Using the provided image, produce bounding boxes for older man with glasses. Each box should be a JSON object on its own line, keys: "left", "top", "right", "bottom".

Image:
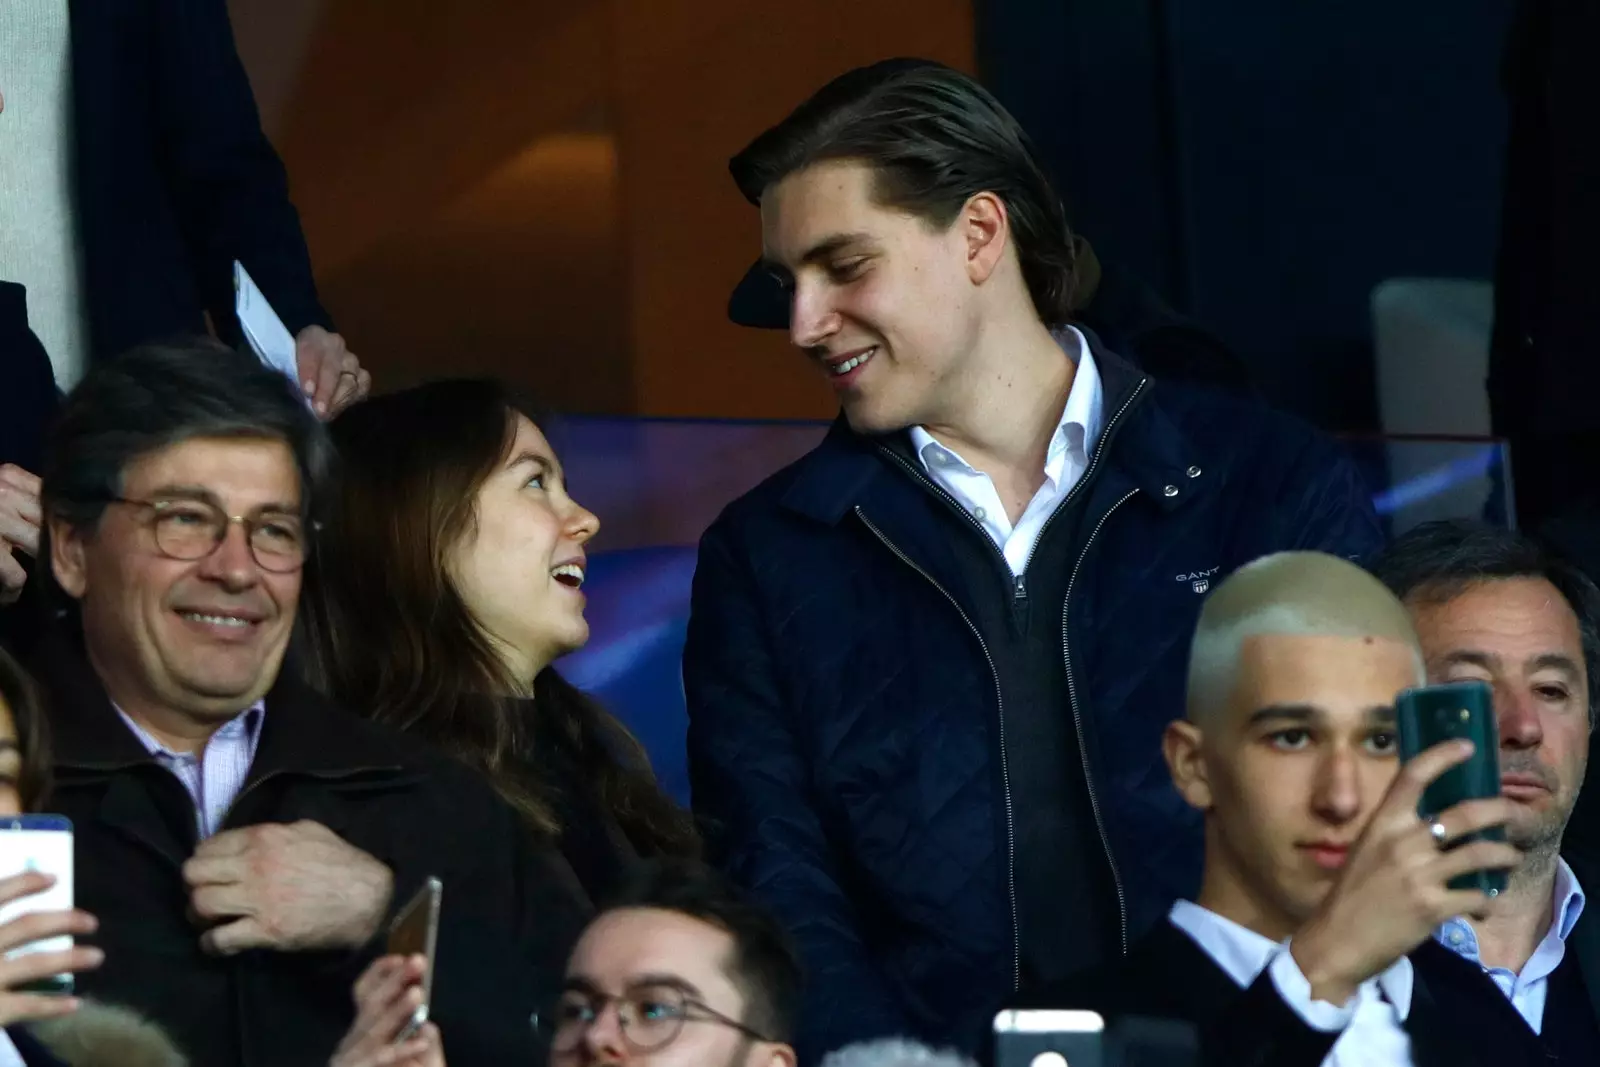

{"left": 17, "top": 337, "right": 591, "bottom": 1067}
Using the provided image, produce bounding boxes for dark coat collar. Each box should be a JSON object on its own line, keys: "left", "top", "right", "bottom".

{"left": 775, "top": 333, "right": 1203, "bottom": 528}
{"left": 33, "top": 625, "right": 414, "bottom": 785}
{"left": 1560, "top": 848, "right": 1600, "bottom": 1026}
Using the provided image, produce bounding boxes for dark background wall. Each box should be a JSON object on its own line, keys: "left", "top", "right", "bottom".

{"left": 978, "top": 0, "right": 1516, "bottom": 432}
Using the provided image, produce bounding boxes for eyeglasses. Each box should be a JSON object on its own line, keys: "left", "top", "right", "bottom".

{"left": 535, "top": 983, "right": 774, "bottom": 1055}
{"left": 105, "top": 496, "right": 310, "bottom": 574}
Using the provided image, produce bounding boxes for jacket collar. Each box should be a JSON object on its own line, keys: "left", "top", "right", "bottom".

{"left": 33, "top": 624, "right": 412, "bottom": 783}
{"left": 776, "top": 332, "right": 1205, "bottom": 528}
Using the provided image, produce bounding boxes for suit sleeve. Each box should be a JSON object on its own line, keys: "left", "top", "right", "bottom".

{"left": 150, "top": 0, "right": 333, "bottom": 337}
{"left": 684, "top": 521, "right": 910, "bottom": 1060}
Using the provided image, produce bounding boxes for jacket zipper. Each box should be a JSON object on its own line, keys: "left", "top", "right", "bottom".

{"left": 854, "top": 506, "right": 1021, "bottom": 992}
{"left": 864, "top": 374, "right": 1152, "bottom": 982}
{"left": 1014, "top": 379, "right": 1149, "bottom": 596}
{"left": 1062, "top": 486, "right": 1140, "bottom": 955}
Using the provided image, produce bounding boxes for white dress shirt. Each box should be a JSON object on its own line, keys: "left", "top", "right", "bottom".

{"left": 1434, "top": 858, "right": 1587, "bottom": 1033}
{"left": 0, "top": 1030, "right": 24, "bottom": 1067}
{"left": 1169, "top": 899, "right": 1416, "bottom": 1067}
{"left": 910, "top": 326, "right": 1104, "bottom": 576}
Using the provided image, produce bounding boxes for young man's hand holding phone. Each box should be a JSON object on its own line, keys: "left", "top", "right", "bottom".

{"left": 1291, "top": 681, "right": 1523, "bottom": 1004}
{"left": 329, "top": 879, "right": 447, "bottom": 1067}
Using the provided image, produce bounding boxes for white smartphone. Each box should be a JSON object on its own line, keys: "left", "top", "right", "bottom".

{"left": 0, "top": 815, "right": 75, "bottom": 993}
{"left": 386, "top": 877, "right": 442, "bottom": 1042}
{"left": 994, "top": 1009, "right": 1107, "bottom": 1067}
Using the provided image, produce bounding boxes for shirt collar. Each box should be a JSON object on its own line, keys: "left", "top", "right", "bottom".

{"left": 1434, "top": 856, "right": 1588, "bottom": 958}
{"left": 1169, "top": 899, "right": 1414, "bottom": 1019}
{"left": 909, "top": 325, "right": 1102, "bottom": 474}
{"left": 1553, "top": 856, "right": 1587, "bottom": 940}
{"left": 114, "top": 701, "right": 266, "bottom": 759}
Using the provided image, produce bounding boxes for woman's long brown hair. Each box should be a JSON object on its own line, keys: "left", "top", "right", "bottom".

{"left": 300, "top": 379, "right": 697, "bottom": 856}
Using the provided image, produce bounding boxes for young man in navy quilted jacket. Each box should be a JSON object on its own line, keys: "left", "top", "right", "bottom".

{"left": 683, "top": 58, "right": 1384, "bottom": 1064}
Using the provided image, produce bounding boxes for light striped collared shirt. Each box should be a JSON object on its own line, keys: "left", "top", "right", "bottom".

{"left": 115, "top": 703, "right": 266, "bottom": 838}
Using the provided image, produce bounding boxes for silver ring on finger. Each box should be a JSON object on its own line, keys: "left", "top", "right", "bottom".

{"left": 1428, "top": 819, "right": 1449, "bottom": 848}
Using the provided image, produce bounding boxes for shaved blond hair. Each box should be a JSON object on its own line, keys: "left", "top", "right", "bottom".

{"left": 1186, "top": 551, "right": 1424, "bottom": 723}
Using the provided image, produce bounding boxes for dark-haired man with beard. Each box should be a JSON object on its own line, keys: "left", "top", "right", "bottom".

{"left": 1373, "top": 520, "right": 1600, "bottom": 1063}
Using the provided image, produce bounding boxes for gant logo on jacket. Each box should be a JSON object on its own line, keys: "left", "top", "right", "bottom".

{"left": 1176, "top": 566, "right": 1221, "bottom": 594}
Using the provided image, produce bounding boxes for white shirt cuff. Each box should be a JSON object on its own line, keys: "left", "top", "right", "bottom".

{"left": 1267, "top": 945, "right": 1359, "bottom": 1033}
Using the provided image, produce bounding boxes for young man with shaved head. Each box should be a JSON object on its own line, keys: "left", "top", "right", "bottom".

{"left": 1012, "top": 551, "right": 1522, "bottom": 1066}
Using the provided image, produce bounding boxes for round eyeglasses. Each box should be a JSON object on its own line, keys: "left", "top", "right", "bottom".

{"left": 106, "top": 496, "right": 310, "bottom": 574}
{"left": 535, "top": 983, "right": 774, "bottom": 1055}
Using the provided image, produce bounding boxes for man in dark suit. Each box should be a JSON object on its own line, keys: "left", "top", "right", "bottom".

{"left": 1011, "top": 551, "right": 1522, "bottom": 1066}
{"left": 2, "top": 0, "right": 370, "bottom": 618}
{"left": 1374, "top": 520, "right": 1600, "bottom": 1063}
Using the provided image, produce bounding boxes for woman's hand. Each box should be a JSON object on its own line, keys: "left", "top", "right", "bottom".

{"left": 0, "top": 871, "right": 103, "bottom": 1028}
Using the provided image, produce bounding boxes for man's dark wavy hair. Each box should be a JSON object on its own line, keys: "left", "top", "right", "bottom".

{"left": 729, "top": 58, "right": 1078, "bottom": 325}
{"left": 1370, "top": 519, "right": 1600, "bottom": 727}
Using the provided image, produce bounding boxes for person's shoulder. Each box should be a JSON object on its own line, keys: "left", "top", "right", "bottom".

{"left": 701, "top": 418, "right": 874, "bottom": 540}
{"left": 1143, "top": 378, "right": 1350, "bottom": 475}
{"left": 274, "top": 679, "right": 507, "bottom": 805}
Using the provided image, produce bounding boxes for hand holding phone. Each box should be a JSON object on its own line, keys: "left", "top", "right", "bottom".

{"left": 0, "top": 873, "right": 101, "bottom": 1028}
{"left": 386, "top": 878, "right": 441, "bottom": 1043}
{"left": 1396, "top": 681, "right": 1509, "bottom": 895}
{"left": 330, "top": 954, "right": 447, "bottom": 1067}
{"left": 1290, "top": 734, "right": 1522, "bottom": 1005}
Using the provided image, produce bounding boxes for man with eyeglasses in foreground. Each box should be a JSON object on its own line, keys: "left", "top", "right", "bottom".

{"left": 334, "top": 859, "right": 800, "bottom": 1067}
{"left": 17, "top": 338, "right": 591, "bottom": 1066}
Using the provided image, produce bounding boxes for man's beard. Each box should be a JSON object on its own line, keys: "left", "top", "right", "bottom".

{"left": 1501, "top": 754, "right": 1575, "bottom": 859}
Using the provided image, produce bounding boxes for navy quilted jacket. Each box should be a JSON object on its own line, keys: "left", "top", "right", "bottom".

{"left": 683, "top": 345, "right": 1383, "bottom": 1061}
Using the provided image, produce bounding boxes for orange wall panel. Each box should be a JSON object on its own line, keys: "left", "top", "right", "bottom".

{"left": 612, "top": 0, "right": 975, "bottom": 418}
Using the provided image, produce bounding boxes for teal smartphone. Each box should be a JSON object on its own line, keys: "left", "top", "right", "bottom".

{"left": 1394, "top": 681, "right": 1507, "bottom": 897}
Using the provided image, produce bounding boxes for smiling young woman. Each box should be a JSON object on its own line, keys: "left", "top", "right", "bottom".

{"left": 301, "top": 380, "right": 697, "bottom": 899}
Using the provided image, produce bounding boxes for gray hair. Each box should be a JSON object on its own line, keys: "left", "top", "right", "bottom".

{"left": 821, "top": 1038, "right": 978, "bottom": 1067}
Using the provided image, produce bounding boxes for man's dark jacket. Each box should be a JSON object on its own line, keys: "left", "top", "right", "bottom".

{"left": 68, "top": 0, "right": 331, "bottom": 358}
{"left": 2, "top": 1, "right": 329, "bottom": 472}
{"left": 683, "top": 338, "right": 1383, "bottom": 1060}
{"left": 1008, "top": 919, "right": 1482, "bottom": 1067}
{"left": 0, "top": 285, "right": 59, "bottom": 473}
{"left": 29, "top": 629, "right": 590, "bottom": 1067}
{"left": 1406, "top": 850, "right": 1600, "bottom": 1065}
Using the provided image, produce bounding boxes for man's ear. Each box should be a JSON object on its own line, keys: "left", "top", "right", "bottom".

{"left": 760, "top": 1043, "right": 798, "bottom": 1067}
{"left": 48, "top": 515, "right": 88, "bottom": 600}
{"left": 961, "top": 191, "right": 1010, "bottom": 287}
{"left": 1164, "top": 719, "right": 1214, "bottom": 812}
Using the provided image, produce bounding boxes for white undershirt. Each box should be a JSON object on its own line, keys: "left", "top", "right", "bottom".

{"left": 1169, "top": 899, "right": 1416, "bottom": 1067}
{"left": 909, "top": 326, "right": 1104, "bottom": 576}
{"left": 0, "top": 1028, "right": 25, "bottom": 1067}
